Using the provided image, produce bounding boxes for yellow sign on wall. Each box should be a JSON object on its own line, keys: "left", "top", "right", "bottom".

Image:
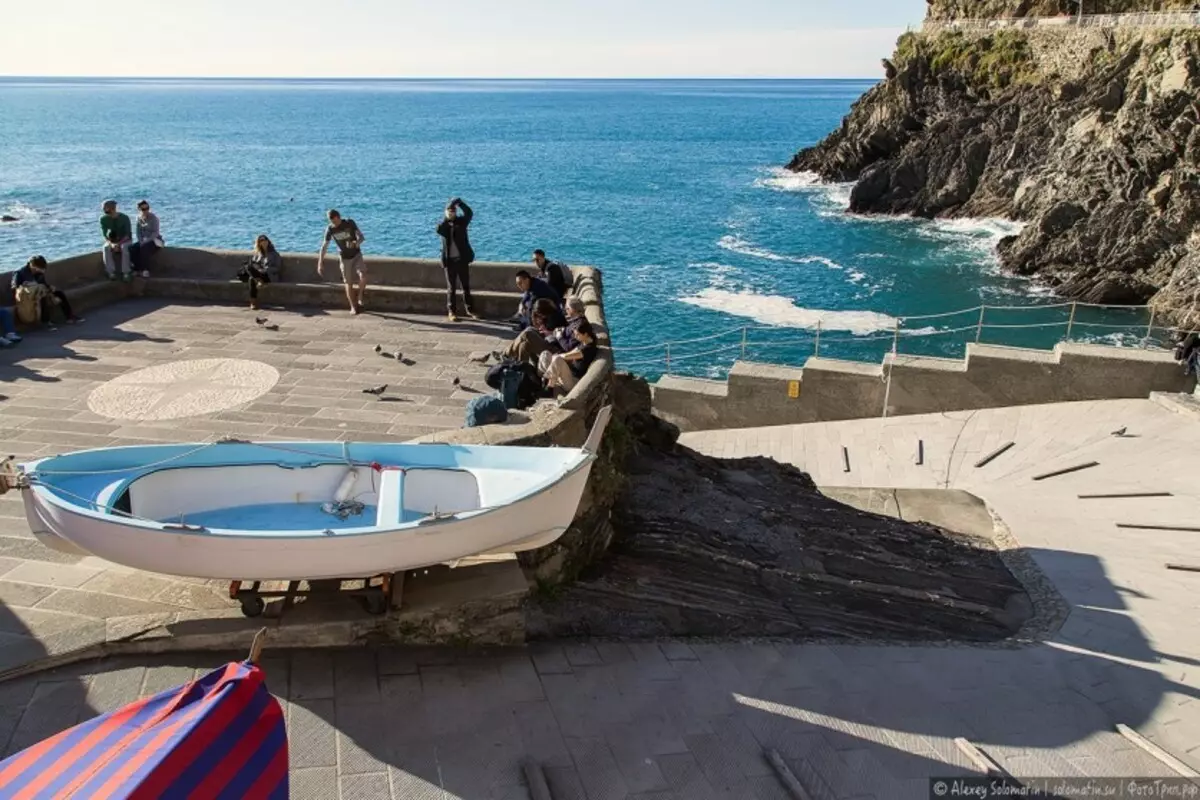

{"left": 787, "top": 380, "right": 800, "bottom": 399}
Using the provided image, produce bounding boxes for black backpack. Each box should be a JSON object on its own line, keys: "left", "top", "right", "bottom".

{"left": 485, "top": 360, "right": 542, "bottom": 409}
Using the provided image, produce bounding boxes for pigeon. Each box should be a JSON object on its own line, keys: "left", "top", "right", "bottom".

{"left": 1111, "top": 426, "right": 1128, "bottom": 437}
{"left": 263, "top": 324, "right": 279, "bottom": 331}
{"left": 362, "top": 384, "right": 388, "bottom": 396}
{"left": 254, "top": 317, "right": 268, "bottom": 325}
{"left": 452, "top": 377, "right": 461, "bottom": 387}
{"left": 394, "top": 350, "right": 403, "bottom": 362}
{"left": 468, "top": 353, "right": 490, "bottom": 364}
{"left": 373, "top": 344, "right": 382, "bottom": 354}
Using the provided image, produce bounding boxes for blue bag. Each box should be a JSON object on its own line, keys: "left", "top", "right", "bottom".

{"left": 465, "top": 394, "right": 508, "bottom": 427}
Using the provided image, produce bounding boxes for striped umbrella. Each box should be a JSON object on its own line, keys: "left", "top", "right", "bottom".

{"left": 0, "top": 655, "right": 287, "bottom": 799}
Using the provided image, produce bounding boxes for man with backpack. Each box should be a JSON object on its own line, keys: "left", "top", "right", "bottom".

{"left": 533, "top": 250, "right": 571, "bottom": 298}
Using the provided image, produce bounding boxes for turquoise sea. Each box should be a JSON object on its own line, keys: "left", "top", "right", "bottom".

{"left": 0, "top": 78, "right": 1149, "bottom": 377}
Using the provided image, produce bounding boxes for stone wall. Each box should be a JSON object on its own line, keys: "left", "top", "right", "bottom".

{"left": 652, "top": 341, "right": 1194, "bottom": 431}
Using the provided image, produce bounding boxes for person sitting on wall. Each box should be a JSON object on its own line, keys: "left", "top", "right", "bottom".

{"left": 11, "top": 255, "right": 84, "bottom": 328}
{"left": 237, "top": 234, "right": 282, "bottom": 310}
{"left": 532, "top": 249, "right": 572, "bottom": 299}
{"left": 498, "top": 298, "right": 566, "bottom": 365}
{"left": 513, "top": 269, "right": 562, "bottom": 329}
{"left": 129, "top": 199, "right": 163, "bottom": 277}
{"left": 539, "top": 317, "right": 598, "bottom": 397}
{"left": 0, "top": 307, "right": 22, "bottom": 348}
{"left": 99, "top": 199, "right": 134, "bottom": 281}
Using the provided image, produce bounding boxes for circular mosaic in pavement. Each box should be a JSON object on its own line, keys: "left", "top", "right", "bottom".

{"left": 88, "top": 358, "right": 280, "bottom": 422}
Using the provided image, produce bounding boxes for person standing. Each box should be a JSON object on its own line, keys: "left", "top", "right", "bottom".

{"left": 129, "top": 199, "right": 163, "bottom": 277}
{"left": 317, "top": 209, "right": 367, "bottom": 314}
{"left": 11, "top": 255, "right": 84, "bottom": 326}
{"left": 99, "top": 200, "right": 133, "bottom": 281}
{"left": 437, "top": 198, "right": 478, "bottom": 322}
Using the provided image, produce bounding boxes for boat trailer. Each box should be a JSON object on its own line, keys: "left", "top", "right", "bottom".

{"left": 229, "top": 574, "right": 396, "bottom": 618}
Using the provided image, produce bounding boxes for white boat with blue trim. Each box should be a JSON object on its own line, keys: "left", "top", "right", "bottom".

{"left": 4, "top": 407, "right": 612, "bottom": 581}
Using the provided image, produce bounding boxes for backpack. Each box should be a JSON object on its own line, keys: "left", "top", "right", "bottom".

{"left": 464, "top": 394, "right": 508, "bottom": 427}
{"left": 485, "top": 359, "right": 542, "bottom": 410}
{"left": 13, "top": 283, "right": 44, "bottom": 325}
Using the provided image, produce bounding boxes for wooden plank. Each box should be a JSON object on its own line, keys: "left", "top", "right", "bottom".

{"left": 1118, "top": 524, "right": 1200, "bottom": 533}
{"left": 522, "top": 759, "right": 554, "bottom": 800}
{"left": 1032, "top": 461, "right": 1099, "bottom": 481}
{"left": 1115, "top": 724, "right": 1200, "bottom": 780}
{"left": 974, "top": 441, "right": 1014, "bottom": 469}
{"left": 954, "top": 737, "right": 1005, "bottom": 777}
{"left": 1166, "top": 563, "right": 1200, "bottom": 573}
{"left": 764, "top": 749, "right": 814, "bottom": 800}
{"left": 1078, "top": 492, "right": 1173, "bottom": 499}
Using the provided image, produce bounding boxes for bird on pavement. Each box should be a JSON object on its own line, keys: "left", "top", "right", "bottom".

{"left": 1111, "top": 426, "right": 1128, "bottom": 437}
{"left": 263, "top": 324, "right": 279, "bottom": 331}
{"left": 362, "top": 384, "right": 388, "bottom": 396}
{"left": 254, "top": 317, "right": 268, "bottom": 325}
{"left": 452, "top": 377, "right": 461, "bottom": 387}
{"left": 394, "top": 350, "right": 403, "bottom": 361}
{"left": 373, "top": 344, "right": 382, "bottom": 354}
{"left": 468, "top": 353, "right": 490, "bottom": 364}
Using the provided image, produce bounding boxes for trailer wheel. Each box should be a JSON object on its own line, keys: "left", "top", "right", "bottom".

{"left": 240, "top": 596, "right": 266, "bottom": 618}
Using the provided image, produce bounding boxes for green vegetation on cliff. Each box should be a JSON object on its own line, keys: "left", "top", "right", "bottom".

{"left": 928, "top": 0, "right": 1199, "bottom": 21}
{"left": 897, "top": 29, "right": 1039, "bottom": 88}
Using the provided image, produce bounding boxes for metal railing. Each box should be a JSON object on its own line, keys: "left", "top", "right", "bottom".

{"left": 614, "top": 301, "right": 1182, "bottom": 377}
{"left": 922, "top": 10, "right": 1200, "bottom": 32}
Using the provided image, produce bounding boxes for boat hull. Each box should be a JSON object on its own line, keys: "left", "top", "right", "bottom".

{"left": 21, "top": 461, "right": 593, "bottom": 581}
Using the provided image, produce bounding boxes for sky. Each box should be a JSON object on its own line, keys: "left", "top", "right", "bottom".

{"left": 0, "top": 0, "right": 928, "bottom": 79}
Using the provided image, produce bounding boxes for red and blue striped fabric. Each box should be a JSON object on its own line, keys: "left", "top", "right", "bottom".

{"left": 0, "top": 660, "right": 287, "bottom": 799}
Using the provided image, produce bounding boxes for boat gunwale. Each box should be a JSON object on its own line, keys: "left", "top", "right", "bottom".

{"left": 22, "top": 442, "right": 596, "bottom": 541}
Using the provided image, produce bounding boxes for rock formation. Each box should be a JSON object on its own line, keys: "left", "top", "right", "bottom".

{"left": 789, "top": 2, "right": 1200, "bottom": 322}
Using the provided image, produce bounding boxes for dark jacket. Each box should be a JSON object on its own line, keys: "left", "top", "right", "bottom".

{"left": 436, "top": 201, "right": 475, "bottom": 267}
{"left": 519, "top": 277, "right": 563, "bottom": 324}
{"left": 250, "top": 248, "right": 282, "bottom": 276}
{"left": 11, "top": 265, "right": 47, "bottom": 290}
{"left": 541, "top": 261, "right": 569, "bottom": 298}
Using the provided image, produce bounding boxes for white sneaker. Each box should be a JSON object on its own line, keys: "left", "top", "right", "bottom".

{"left": 5, "top": 332, "right": 22, "bottom": 342}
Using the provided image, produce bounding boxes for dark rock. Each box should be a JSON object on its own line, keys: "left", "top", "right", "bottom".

{"left": 785, "top": 19, "right": 1200, "bottom": 319}
{"left": 882, "top": 58, "right": 898, "bottom": 79}
{"left": 0, "top": 215, "right": 17, "bottom": 223}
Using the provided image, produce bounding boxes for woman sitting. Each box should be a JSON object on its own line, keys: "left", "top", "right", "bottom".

{"left": 539, "top": 318, "right": 598, "bottom": 397}
{"left": 239, "top": 235, "right": 281, "bottom": 310}
{"left": 498, "top": 297, "right": 566, "bottom": 365}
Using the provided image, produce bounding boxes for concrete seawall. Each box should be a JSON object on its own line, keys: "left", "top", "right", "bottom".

{"left": 652, "top": 342, "right": 1194, "bottom": 431}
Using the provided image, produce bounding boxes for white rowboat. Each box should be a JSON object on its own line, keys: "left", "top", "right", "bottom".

{"left": 6, "top": 407, "right": 612, "bottom": 581}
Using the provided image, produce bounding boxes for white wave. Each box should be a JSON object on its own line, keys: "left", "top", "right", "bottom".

{"left": 717, "top": 234, "right": 843, "bottom": 270}
{"left": 846, "top": 269, "right": 868, "bottom": 284}
{"left": 0, "top": 202, "right": 40, "bottom": 224}
{"left": 917, "top": 217, "right": 1026, "bottom": 256}
{"left": 754, "top": 168, "right": 823, "bottom": 192}
{"left": 678, "top": 288, "right": 934, "bottom": 336}
{"left": 688, "top": 261, "right": 741, "bottom": 289}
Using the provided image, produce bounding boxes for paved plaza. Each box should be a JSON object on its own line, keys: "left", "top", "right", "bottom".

{"left": 0, "top": 298, "right": 519, "bottom": 674}
{"left": 1, "top": 298, "right": 1199, "bottom": 798}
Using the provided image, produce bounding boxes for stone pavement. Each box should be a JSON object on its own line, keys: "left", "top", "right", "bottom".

{"left": 0, "top": 298, "right": 520, "bottom": 675}
{"left": 681, "top": 397, "right": 1200, "bottom": 777}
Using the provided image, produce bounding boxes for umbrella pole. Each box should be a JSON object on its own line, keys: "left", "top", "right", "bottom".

{"left": 248, "top": 627, "right": 268, "bottom": 665}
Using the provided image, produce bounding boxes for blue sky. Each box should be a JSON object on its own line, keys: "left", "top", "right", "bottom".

{"left": 1, "top": 0, "right": 928, "bottom": 78}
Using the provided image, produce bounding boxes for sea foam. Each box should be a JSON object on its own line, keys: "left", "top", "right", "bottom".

{"left": 678, "top": 287, "right": 928, "bottom": 336}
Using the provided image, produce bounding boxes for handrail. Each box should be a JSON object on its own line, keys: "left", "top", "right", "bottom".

{"left": 615, "top": 299, "right": 1188, "bottom": 378}
{"left": 923, "top": 10, "right": 1200, "bottom": 32}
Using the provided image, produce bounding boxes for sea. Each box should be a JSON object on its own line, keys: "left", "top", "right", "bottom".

{"left": 0, "top": 78, "right": 1152, "bottom": 378}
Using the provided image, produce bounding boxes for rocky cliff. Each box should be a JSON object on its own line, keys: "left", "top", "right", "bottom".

{"left": 789, "top": 5, "right": 1200, "bottom": 320}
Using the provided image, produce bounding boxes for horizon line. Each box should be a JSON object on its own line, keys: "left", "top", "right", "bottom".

{"left": 0, "top": 75, "right": 879, "bottom": 82}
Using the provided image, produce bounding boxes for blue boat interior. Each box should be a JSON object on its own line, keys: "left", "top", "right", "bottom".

{"left": 24, "top": 441, "right": 584, "bottom": 535}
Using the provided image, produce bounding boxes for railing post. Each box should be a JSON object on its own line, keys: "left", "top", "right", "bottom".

{"left": 1065, "top": 302, "right": 1077, "bottom": 341}
{"left": 892, "top": 319, "right": 901, "bottom": 357}
{"left": 975, "top": 306, "right": 987, "bottom": 344}
{"left": 1144, "top": 309, "right": 1157, "bottom": 349}
{"left": 740, "top": 326, "right": 748, "bottom": 359}
{"left": 664, "top": 343, "right": 671, "bottom": 374}
{"left": 814, "top": 321, "right": 822, "bottom": 357}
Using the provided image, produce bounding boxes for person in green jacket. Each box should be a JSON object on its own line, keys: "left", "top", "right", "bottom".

{"left": 99, "top": 199, "right": 133, "bottom": 280}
